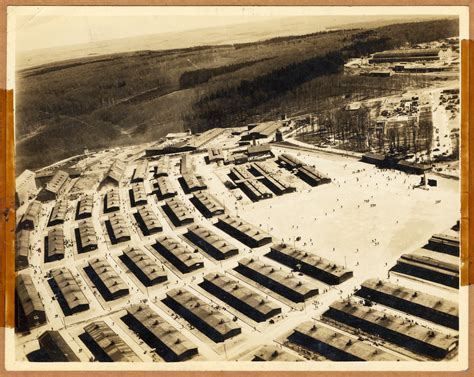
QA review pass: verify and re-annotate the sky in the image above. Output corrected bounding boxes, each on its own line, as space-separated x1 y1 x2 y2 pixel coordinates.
9 6 464 52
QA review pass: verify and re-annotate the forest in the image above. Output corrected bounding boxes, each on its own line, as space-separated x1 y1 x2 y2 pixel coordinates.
15 18 458 172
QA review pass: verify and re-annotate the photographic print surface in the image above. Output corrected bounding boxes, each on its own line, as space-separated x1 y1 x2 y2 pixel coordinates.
6 5 468 371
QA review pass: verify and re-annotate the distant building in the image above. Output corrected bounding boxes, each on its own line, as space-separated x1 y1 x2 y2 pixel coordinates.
241 121 284 141
246 144 273 161
369 49 441 64
16 169 37 207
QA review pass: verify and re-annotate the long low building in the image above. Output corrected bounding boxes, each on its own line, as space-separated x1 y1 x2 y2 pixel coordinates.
120 247 167 286
356 279 459 330
251 345 304 362
184 224 238 260
36 331 80 362
249 162 296 196
278 153 304 169
16 273 47 332
45 227 65 262
75 219 98 253
163 288 241 343
129 182 148 207
296 165 331 187
200 272 282 322
105 212 131 244
207 148 225 164
49 268 89 315
134 205 162 235
190 191 225 218
75 194 93 220
131 160 148 183
229 166 273 202
287 322 400 361
121 305 198 362
235 257 319 303
101 159 125 186
103 189 120 213
16 229 30 270
322 300 457 360
37 170 70 202
390 248 459 289
19 200 42 230
48 200 68 226
215 214 272 248
153 176 177 200
427 232 460 257
153 157 169 177
85 258 129 301
150 235 204 273
81 321 140 362
180 174 207 193
162 197 194 227
266 243 353 285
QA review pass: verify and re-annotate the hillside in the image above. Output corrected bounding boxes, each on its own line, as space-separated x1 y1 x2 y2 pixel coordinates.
15 18 458 172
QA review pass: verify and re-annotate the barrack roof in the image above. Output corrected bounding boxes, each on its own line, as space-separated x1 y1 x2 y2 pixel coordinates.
293 321 400 361
77 219 98 249
83 321 140 362
186 223 237 257
126 304 198 357
360 279 458 317
166 288 241 336
217 214 271 244
154 235 202 270
270 243 351 278
48 227 65 258
237 257 318 296
203 272 280 316
51 268 89 311
122 246 166 283
327 300 457 351
88 258 129 296
16 273 45 317
192 191 224 215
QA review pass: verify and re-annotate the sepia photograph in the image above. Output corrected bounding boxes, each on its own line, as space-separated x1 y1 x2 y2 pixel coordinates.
4 5 470 372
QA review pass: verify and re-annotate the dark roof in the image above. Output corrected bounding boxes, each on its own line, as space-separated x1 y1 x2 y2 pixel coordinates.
166 288 241 336
38 331 80 362
252 345 303 361
88 258 129 296
122 246 166 283
83 321 140 362
360 279 458 317
327 300 457 351
238 257 318 296
203 272 280 316
270 243 351 278
45 170 69 194
217 214 271 244
126 304 198 358
77 219 98 249
50 268 89 311
293 321 400 361
48 227 65 258
21 201 42 226
16 273 45 317
108 212 131 239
